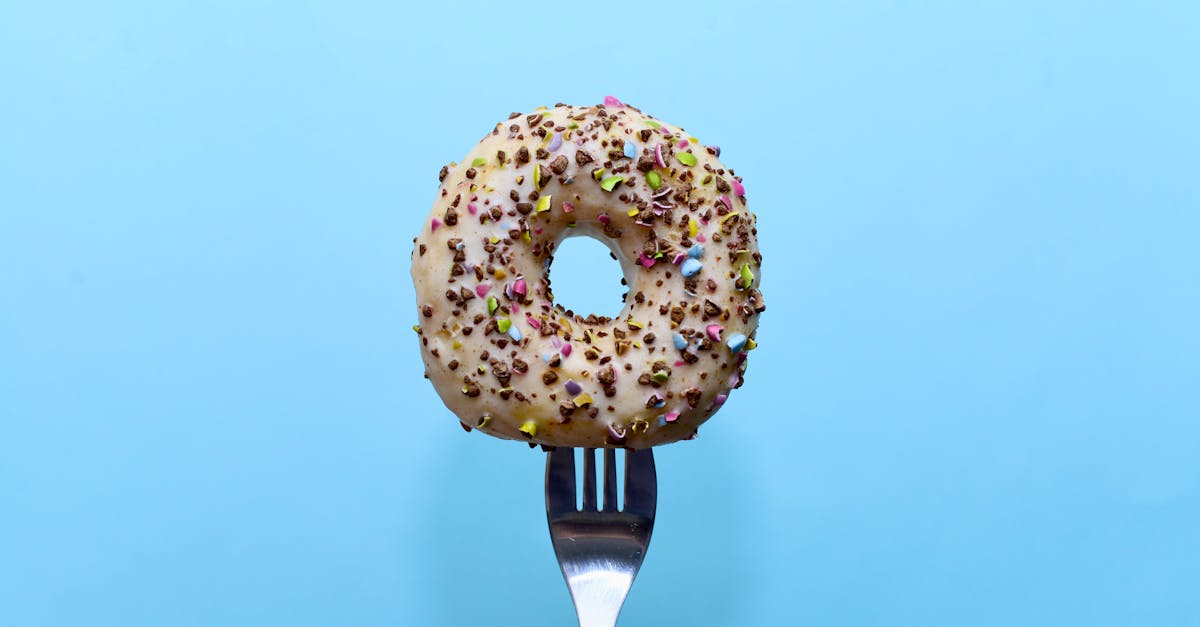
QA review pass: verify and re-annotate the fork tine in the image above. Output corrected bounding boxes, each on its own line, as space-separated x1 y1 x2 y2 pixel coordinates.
602 448 618 511
581 448 598 511
623 448 657 516
545 447 577 516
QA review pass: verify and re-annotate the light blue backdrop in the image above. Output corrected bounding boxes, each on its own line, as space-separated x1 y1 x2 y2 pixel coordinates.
2 2 1197 625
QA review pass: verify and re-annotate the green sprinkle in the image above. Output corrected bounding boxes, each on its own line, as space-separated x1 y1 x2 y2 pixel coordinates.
739 263 755 289
471 157 487 167
600 175 625 192
536 195 552 213
487 296 499 316
645 120 661 129
568 122 579 129
497 318 512 333
646 170 662 190
677 152 697 167
651 371 670 383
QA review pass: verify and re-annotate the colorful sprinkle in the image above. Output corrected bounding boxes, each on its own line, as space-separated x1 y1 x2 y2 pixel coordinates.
497 317 512 334
709 145 721 157
533 164 542 189
677 152 697 167
486 296 499 315
565 380 582 396
561 343 572 357
562 201 574 213
638 252 656 268
664 411 680 423
508 325 523 342
573 393 593 408
718 195 733 212
547 132 562 152
645 120 661 129
688 217 698 238
592 168 606 181
471 157 487 167
732 179 745 196
624 141 637 159
688 244 704 259
603 95 625 108
714 394 727 406
646 170 662 190
477 415 492 428
739 263 755 289
654 143 666 168
681 258 703 277
431 218 441 231
519 420 537 438
513 277 527 296
627 319 644 329
673 333 687 350
726 333 747 353
652 371 670 384
706 324 724 341
600 175 625 192
746 338 757 351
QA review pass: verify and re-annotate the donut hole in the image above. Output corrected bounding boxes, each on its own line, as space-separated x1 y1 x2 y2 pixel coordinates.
546 234 629 319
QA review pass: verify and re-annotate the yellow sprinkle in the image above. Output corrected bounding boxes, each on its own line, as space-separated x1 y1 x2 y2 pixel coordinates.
477 365 487 374
494 268 507 279
627 208 639 217
411 325 422 333
627 319 644 329
689 137 699 143
746 338 758 350
631 419 650 434
521 231 531 243
573 393 593 408
558 317 573 334
534 164 541 188
537 195 552 213
477 415 491 428
490 236 500 244
592 168 606 181
518 420 537 438
721 211 740 224
452 340 462 350
688 217 698 238
469 183 477 192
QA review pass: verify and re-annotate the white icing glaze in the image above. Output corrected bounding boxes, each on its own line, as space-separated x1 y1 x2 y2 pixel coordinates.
412 102 763 448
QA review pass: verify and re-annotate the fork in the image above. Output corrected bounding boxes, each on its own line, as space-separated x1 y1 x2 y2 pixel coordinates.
545 447 657 627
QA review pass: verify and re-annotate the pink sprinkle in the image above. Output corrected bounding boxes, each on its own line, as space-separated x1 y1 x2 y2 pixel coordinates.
664 411 680 423
431 218 441 231
526 316 541 329
638 253 656 268
598 213 610 224
706 324 723 341
678 139 689 149
697 234 707 243
719 195 732 211
714 394 727 406
732 180 745 196
561 343 572 357
534 228 543 234
674 360 686 367
475 284 490 297
604 95 624 108
654 143 666 168
672 253 686 265
513 278 526 295
511 304 520 314
562 202 574 213
467 202 478 215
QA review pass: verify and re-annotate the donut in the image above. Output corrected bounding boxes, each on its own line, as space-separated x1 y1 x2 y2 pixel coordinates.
411 98 764 448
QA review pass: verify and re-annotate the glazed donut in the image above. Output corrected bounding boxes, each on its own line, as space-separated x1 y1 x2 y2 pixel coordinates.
411 98 764 448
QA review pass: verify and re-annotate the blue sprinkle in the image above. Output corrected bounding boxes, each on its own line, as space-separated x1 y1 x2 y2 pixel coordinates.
726 333 747 353
654 399 667 408
688 244 704 259
624 141 637 159
681 258 703 277
673 333 688 350
508 326 523 342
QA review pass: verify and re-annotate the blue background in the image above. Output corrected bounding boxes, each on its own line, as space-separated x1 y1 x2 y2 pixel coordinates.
2 1 1198 625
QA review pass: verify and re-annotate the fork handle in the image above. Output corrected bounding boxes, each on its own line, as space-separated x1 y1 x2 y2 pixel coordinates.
565 568 634 627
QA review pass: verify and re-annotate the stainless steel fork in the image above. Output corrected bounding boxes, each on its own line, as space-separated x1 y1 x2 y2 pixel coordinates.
545 447 657 627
